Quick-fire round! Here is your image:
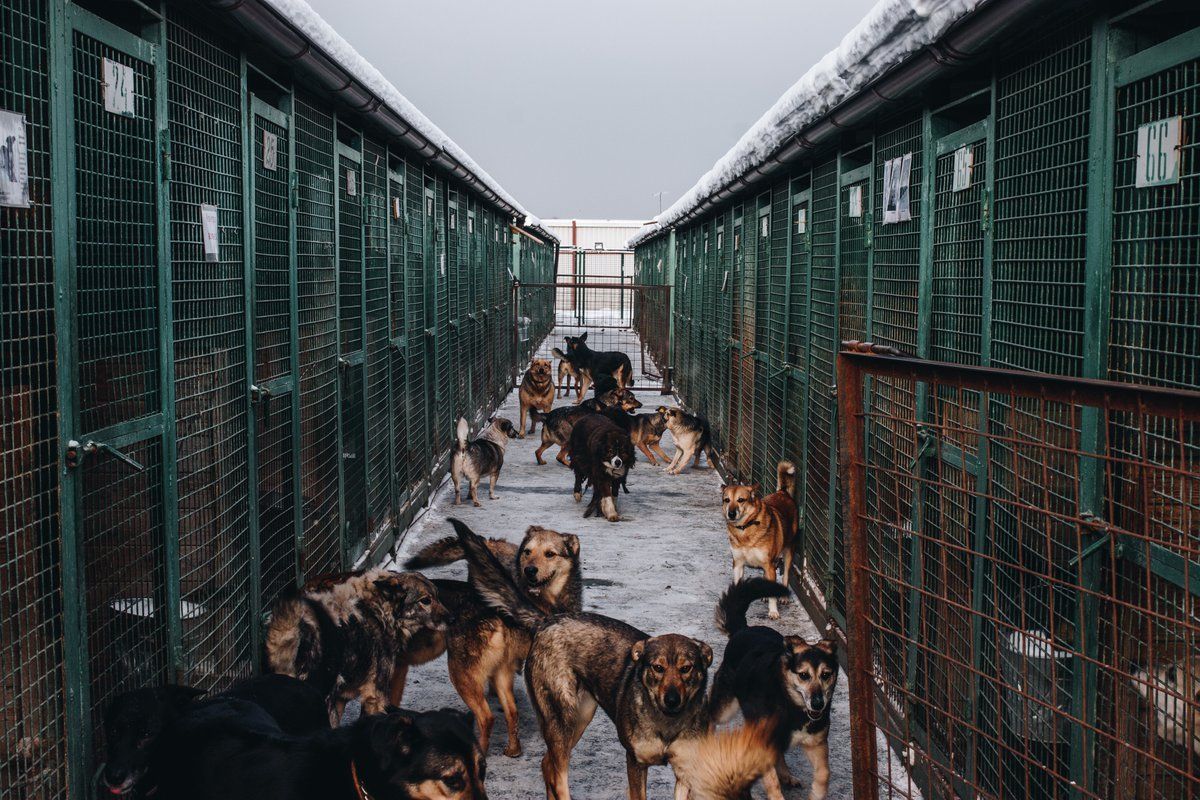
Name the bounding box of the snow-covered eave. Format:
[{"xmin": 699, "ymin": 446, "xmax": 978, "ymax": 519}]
[
  {"xmin": 203, "ymin": 0, "xmax": 551, "ymax": 235},
  {"xmin": 628, "ymin": 0, "xmax": 1050, "ymax": 249}
]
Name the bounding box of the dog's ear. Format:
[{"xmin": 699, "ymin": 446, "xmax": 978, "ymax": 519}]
[
  {"xmin": 815, "ymin": 638, "xmax": 838, "ymax": 656},
  {"xmin": 750, "ymin": 484, "xmax": 761, "ymax": 499},
  {"xmin": 784, "ymin": 634, "xmax": 809, "ymax": 655},
  {"xmin": 561, "ymin": 533, "xmax": 580, "ymax": 558},
  {"xmin": 579, "ymin": 331, "xmax": 588, "ymax": 342},
  {"xmin": 373, "ymin": 712, "xmax": 416, "ymax": 760},
  {"xmin": 630, "ymin": 640, "xmax": 646, "ymax": 662},
  {"xmin": 157, "ymin": 685, "xmax": 207, "ymax": 712},
  {"xmin": 696, "ymin": 639, "xmax": 714, "ymax": 667}
]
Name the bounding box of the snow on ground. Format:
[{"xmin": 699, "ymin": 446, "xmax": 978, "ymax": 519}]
[
  {"xmin": 628, "ymin": 0, "xmax": 981, "ymax": 248},
  {"xmin": 387, "ymin": 333, "xmax": 861, "ymax": 798}
]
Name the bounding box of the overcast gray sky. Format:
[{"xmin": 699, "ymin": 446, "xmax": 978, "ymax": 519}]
[{"xmin": 303, "ymin": 0, "xmax": 879, "ymax": 220}]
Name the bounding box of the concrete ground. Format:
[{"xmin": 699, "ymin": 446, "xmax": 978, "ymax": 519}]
[{"xmin": 388, "ymin": 356, "xmax": 857, "ymax": 798}]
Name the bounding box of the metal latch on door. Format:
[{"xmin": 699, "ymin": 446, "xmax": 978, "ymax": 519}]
[{"xmin": 65, "ymin": 439, "xmax": 147, "ymax": 471}]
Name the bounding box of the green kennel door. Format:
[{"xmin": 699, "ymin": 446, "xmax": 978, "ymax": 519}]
[
  {"xmin": 56, "ymin": 8, "xmax": 176, "ymax": 786},
  {"xmin": 248, "ymin": 96, "xmax": 302, "ymax": 610},
  {"xmin": 337, "ymin": 142, "xmax": 368, "ymax": 563}
]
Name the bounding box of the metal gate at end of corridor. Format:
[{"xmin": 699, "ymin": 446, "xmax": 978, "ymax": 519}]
[
  {"xmin": 837, "ymin": 343, "xmax": 1200, "ymax": 800},
  {"xmin": 524, "ymin": 249, "xmax": 673, "ymax": 395}
]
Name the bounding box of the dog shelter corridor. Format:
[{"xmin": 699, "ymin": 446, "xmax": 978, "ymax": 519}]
[{"xmin": 3, "ymin": 0, "xmax": 1200, "ymax": 798}]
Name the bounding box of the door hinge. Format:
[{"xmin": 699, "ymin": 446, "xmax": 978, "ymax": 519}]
[
  {"xmin": 981, "ymin": 187, "xmax": 992, "ymax": 233},
  {"xmin": 290, "ymin": 171, "xmax": 299, "ymax": 209}
]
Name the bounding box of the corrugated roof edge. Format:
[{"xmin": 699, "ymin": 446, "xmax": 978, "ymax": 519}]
[
  {"xmin": 209, "ymin": 0, "xmax": 556, "ymax": 244},
  {"xmin": 626, "ymin": 0, "xmax": 1025, "ymax": 249}
]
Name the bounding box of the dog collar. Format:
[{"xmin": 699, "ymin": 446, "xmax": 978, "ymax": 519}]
[
  {"xmin": 732, "ymin": 520, "xmax": 760, "ymax": 530},
  {"xmin": 351, "ymin": 761, "xmax": 376, "ymax": 800}
]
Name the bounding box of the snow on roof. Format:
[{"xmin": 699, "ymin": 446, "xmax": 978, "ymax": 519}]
[
  {"xmin": 263, "ymin": 0, "xmax": 551, "ymax": 237},
  {"xmin": 628, "ymin": 0, "xmax": 981, "ymax": 248}
]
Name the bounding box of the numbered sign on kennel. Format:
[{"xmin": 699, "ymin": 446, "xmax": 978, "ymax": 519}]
[
  {"xmin": 1136, "ymin": 116, "xmax": 1181, "ymax": 188},
  {"xmin": 102, "ymin": 57, "xmax": 136, "ymax": 117}
]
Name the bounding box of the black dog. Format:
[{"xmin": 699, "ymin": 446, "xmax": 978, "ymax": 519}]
[
  {"xmin": 151, "ymin": 702, "xmax": 485, "ymax": 800},
  {"xmin": 102, "ymin": 674, "xmax": 327, "ymax": 798},
  {"xmin": 710, "ymin": 579, "xmax": 840, "ymax": 799},
  {"xmin": 564, "ymin": 332, "xmax": 635, "ymax": 392},
  {"xmin": 569, "ymin": 413, "xmax": 635, "ymax": 521}
]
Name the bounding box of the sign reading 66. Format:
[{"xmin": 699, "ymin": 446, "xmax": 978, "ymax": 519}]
[{"xmin": 1135, "ymin": 116, "xmax": 1182, "ymax": 189}]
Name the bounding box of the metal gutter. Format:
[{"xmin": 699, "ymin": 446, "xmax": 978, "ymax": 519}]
[
  {"xmin": 636, "ymin": 0, "xmax": 1056, "ymax": 245},
  {"xmin": 202, "ymin": 0, "xmax": 555, "ymax": 242}
]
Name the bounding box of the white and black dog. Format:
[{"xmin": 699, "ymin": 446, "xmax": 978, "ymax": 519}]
[{"xmin": 451, "ymin": 416, "xmax": 517, "ymax": 507}]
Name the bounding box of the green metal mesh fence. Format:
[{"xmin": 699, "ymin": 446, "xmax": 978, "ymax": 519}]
[
  {"xmin": 167, "ymin": 12, "xmax": 254, "ymax": 688},
  {"xmin": 362, "ymin": 138, "xmax": 392, "ymax": 544},
  {"xmin": 294, "ymin": 94, "xmax": 342, "ymax": 578},
  {"xmin": 0, "ymin": 1, "xmax": 65, "ymax": 796}
]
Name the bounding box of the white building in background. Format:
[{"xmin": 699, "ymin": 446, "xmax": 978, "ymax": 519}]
[{"xmin": 542, "ymin": 219, "xmax": 650, "ymax": 322}]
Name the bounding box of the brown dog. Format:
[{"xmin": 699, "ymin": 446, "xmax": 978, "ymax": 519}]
[
  {"xmin": 265, "ymin": 569, "xmax": 448, "ymax": 723},
  {"xmin": 721, "ymin": 461, "xmax": 798, "ymax": 619},
  {"xmin": 519, "ymin": 358, "xmax": 555, "ymax": 437},
  {"xmin": 404, "ymin": 525, "xmax": 583, "ymax": 758}
]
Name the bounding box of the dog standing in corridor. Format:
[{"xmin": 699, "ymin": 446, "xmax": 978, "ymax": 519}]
[
  {"xmin": 451, "ymin": 416, "xmax": 517, "ymax": 506},
  {"xmin": 710, "ymin": 579, "xmax": 839, "ymax": 800},
  {"xmin": 721, "ymin": 460, "xmax": 798, "ymax": 619},
  {"xmin": 265, "ymin": 569, "xmax": 448, "ymax": 723},
  {"xmin": 563, "ymin": 331, "xmax": 635, "ymax": 396},
  {"xmin": 659, "ymin": 406, "xmax": 717, "ymax": 474},
  {"xmin": 570, "ymin": 413, "xmax": 635, "ymax": 522},
  {"xmin": 450, "ymin": 518, "xmax": 712, "ymax": 800},
  {"xmin": 405, "ymin": 525, "xmax": 584, "ymax": 757},
  {"xmin": 531, "ymin": 386, "xmax": 638, "ymax": 466},
  {"xmin": 519, "ymin": 358, "xmax": 556, "ymax": 437}
]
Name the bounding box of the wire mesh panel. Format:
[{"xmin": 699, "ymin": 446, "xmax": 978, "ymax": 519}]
[
  {"xmin": 0, "ymin": 1, "xmax": 65, "ymax": 796},
  {"xmin": 251, "ymin": 106, "xmax": 299, "ymax": 612},
  {"xmin": 803, "ymin": 158, "xmax": 839, "ymax": 598},
  {"xmin": 166, "ymin": 12, "xmax": 253, "ymax": 688},
  {"xmin": 338, "ymin": 147, "xmax": 368, "ymax": 562},
  {"xmin": 445, "ymin": 190, "xmax": 466, "ymax": 419},
  {"xmin": 427, "ymin": 179, "xmax": 451, "ymax": 458},
  {"xmin": 991, "ymin": 23, "xmax": 1091, "ymax": 377},
  {"xmin": 69, "ymin": 24, "xmax": 173, "ymax": 773},
  {"xmin": 840, "ymin": 350, "xmax": 1200, "ymax": 800},
  {"xmin": 387, "ymin": 168, "xmax": 410, "ymax": 506},
  {"xmin": 786, "ymin": 178, "xmax": 811, "ymax": 511},
  {"xmin": 1103, "ymin": 43, "xmax": 1200, "ymax": 800},
  {"xmin": 404, "ymin": 160, "xmax": 431, "ymax": 485},
  {"xmin": 362, "ymin": 138, "xmax": 392, "ymax": 544},
  {"xmin": 294, "ymin": 94, "xmax": 341, "ymax": 577},
  {"xmin": 865, "ymin": 117, "xmax": 924, "ymax": 718}
]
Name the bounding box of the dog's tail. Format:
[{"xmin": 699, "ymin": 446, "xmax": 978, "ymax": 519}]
[
  {"xmin": 551, "ymin": 347, "xmax": 570, "ymax": 361},
  {"xmin": 776, "ymin": 460, "xmax": 796, "ymax": 496},
  {"xmin": 404, "ymin": 536, "xmax": 464, "ymax": 570},
  {"xmin": 448, "ymin": 517, "xmax": 546, "ymax": 629},
  {"xmin": 715, "ymin": 578, "xmax": 791, "ymax": 636},
  {"xmin": 264, "ymin": 595, "xmax": 307, "ymax": 677},
  {"xmin": 455, "ymin": 417, "xmax": 469, "ymax": 452},
  {"xmin": 266, "ymin": 593, "xmax": 339, "ymax": 692},
  {"xmin": 669, "ymin": 720, "xmax": 781, "ymax": 800}
]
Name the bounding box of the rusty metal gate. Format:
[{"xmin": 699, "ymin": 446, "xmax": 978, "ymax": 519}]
[{"xmin": 839, "ymin": 345, "xmax": 1200, "ymax": 800}]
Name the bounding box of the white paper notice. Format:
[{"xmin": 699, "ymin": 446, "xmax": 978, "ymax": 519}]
[
  {"xmin": 262, "ymin": 130, "xmax": 278, "ymax": 172},
  {"xmin": 882, "ymin": 152, "xmax": 912, "ymax": 224},
  {"xmin": 393, "ymin": 196, "xmax": 402, "ymax": 219},
  {"xmin": 0, "ymin": 110, "xmax": 30, "ymax": 208},
  {"xmin": 952, "ymin": 146, "xmax": 974, "ymax": 192},
  {"xmin": 847, "ymin": 185, "xmax": 863, "ymax": 218},
  {"xmin": 347, "ymin": 168, "xmax": 357, "ymax": 197},
  {"xmin": 200, "ymin": 204, "xmax": 219, "ymax": 262},
  {"xmin": 103, "ymin": 57, "xmax": 136, "ymax": 117}
]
